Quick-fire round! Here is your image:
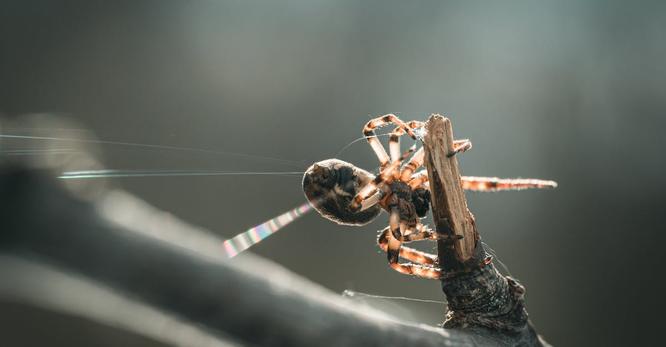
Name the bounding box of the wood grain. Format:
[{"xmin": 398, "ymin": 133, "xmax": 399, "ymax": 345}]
[{"xmin": 423, "ymin": 114, "xmax": 478, "ymax": 263}]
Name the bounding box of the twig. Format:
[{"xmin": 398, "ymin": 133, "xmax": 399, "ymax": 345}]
[{"xmin": 423, "ymin": 115, "xmax": 481, "ymax": 269}]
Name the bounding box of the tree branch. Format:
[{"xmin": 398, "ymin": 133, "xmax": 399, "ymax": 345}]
[{"xmin": 423, "ymin": 115, "xmax": 548, "ymax": 346}]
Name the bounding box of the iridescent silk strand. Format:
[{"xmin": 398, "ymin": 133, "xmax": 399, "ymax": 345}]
[{"xmin": 223, "ymin": 202, "xmax": 313, "ymax": 258}]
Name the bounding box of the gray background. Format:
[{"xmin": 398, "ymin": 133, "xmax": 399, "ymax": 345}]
[{"xmin": 2, "ymin": 1, "xmax": 665, "ymax": 346}]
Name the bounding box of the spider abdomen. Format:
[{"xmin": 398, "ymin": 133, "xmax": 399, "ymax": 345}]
[{"xmin": 302, "ymin": 159, "xmax": 382, "ymax": 226}]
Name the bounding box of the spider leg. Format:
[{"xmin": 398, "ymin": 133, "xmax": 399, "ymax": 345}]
[
  {"xmin": 403, "ymin": 224, "xmax": 464, "ymax": 243},
  {"xmin": 358, "ymin": 190, "xmax": 383, "ymax": 211},
  {"xmin": 402, "ymin": 224, "xmax": 438, "ymax": 242},
  {"xmin": 400, "ymin": 139, "xmax": 471, "ymax": 181},
  {"xmin": 385, "ymin": 208, "xmax": 402, "ymax": 263},
  {"xmin": 400, "ymin": 147, "xmax": 424, "ymax": 181},
  {"xmin": 388, "ymin": 126, "xmax": 419, "ymax": 178},
  {"xmin": 389, "ymin": 120, "xmax": 425, "ymax": 162},
  {"xmin": 388, "ymin": 126, "xmax": 404, "ymax": 163},
  {"xmin": 406, "ymin": 120, "xmax": 425, "ymax": 129},
  {"xmin": 407, "ymin": 170, "xmax": 428, "ymax": 189},
  {"xmin": 378, "ymin": 227, "xmax": 438, "ymax": 266},
  {"xmin": 446, "ymin": 138, "xmax": 473, "ymax": 157},
  {"xmin": 364, "ymin": 114, "xmax": 418, "ymax": 167},
  {"xmin": 364, "ymin": 114, "xmax": 418, "ymax": 140},
  {"xmin": 350, "ymin": 160, "xmax": 401, "ymax": 211},
  {"xmin": 382, "ymin": 208, "xmax": 442, "ymax": 280},
  {"xmin": 366, "ymin": 133, "xmax": 390, "ymax": 168},
  {"xmin": 460, "ymin": 176, "xmax": 558, "ymax": 191},
  {"xmin": 407, "ymin": 171, "xmax": 558, "ymax": 191}
]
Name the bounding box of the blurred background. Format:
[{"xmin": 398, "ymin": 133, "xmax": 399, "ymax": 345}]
[{"xmin": 1, "ymin": 0, "xmax": 665, "ymax": 346}]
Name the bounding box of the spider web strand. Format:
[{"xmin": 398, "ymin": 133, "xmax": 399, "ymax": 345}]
[{"xmin": 223, "ymin": 202, "xmax": 313, "ymax": 258}]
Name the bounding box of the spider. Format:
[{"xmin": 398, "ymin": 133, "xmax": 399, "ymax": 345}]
[{"xmin": 302, "ymin": 114, "xmax": 557, "ymax": 280}]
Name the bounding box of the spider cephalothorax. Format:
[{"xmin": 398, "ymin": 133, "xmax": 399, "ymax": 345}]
[{"xmin": 303, "ymin": 114, "xmax": 557, "ymax": 280}]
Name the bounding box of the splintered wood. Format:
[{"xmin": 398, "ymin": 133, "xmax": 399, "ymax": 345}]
[{"xmin": 423, "ymin": 115, "xmax": 478, "ymax": 263}]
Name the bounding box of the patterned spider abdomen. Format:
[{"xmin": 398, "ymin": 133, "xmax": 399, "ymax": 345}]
[{"xmin": 302, "ymin": 159, "xmax": 382, "ymax": 226}]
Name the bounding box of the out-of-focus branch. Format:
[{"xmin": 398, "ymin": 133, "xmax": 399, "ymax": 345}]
[{"xmin": 0, "ymin": 164, "xmax": 523, "ymax": 346}]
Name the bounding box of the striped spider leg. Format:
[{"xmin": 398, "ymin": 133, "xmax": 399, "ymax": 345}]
[
  {"xmin": 377, "ymin": 212, "xmax": 442, "ymax": 279},
  {"xmin": 407, "ymin": 170, "xmax": 559, "ymax": 192}
]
